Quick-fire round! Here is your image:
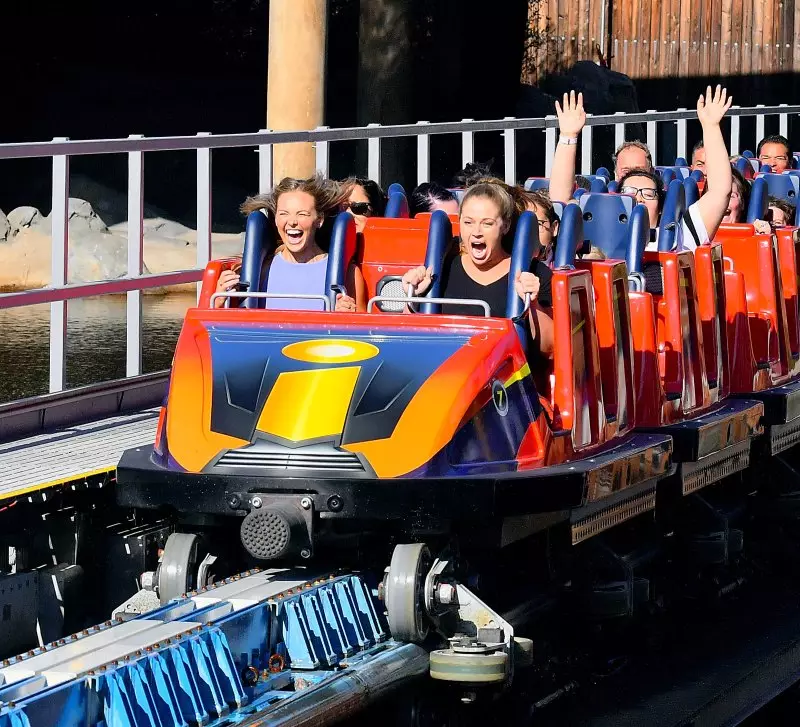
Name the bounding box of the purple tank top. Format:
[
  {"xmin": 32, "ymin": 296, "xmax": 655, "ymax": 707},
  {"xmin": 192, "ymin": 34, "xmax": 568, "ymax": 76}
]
[{"xmin": 264, "ymin": 254, "xmax": 328, "ymax": 311}]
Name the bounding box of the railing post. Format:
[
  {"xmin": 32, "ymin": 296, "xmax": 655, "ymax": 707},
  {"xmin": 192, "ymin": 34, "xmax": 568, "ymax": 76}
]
[
  {"xmin": 545, "ymin": 115, "xmax": 556, "ymax": 177},
  {"xmin": 49, "ymin": 138, "xmax": 69, "ymax": 393},
  {"xmin": 126, "ymin": 134, "xmax": 144, "ymax": 378},
  {"xmin": 581, "ymin": 115, "xmax": 593, "ymax": 175},
  {"xmin": 314, "ymin": 126, "xmax": 330, "ymax": 177},
  {"xmin": 461, "ymin": 120, "xmax": 475, "ymax": 168},
  {"xmin": 730, "ymin": 106, "xmax": 740, "ymax": 155},
  {"xmin": 258, "ymin": 129, "xmax": 273, "ymax": 193},
  {"xmin": 676, "ymin": 108, "xmax": 687, "ymax": 161},
  {"xmin": 756, "ymin": 104, "xmax": 765, "ymax": 146},
  {"xmin": 779, "ymin": 103, "xmax": 788, "ymax": 138},
  {"xmin": 646, "ymin": 111, "xmax": 657, "ymax": 166},
  {"xmin": 196, "ymin": 132, "xmax": 212, "ymax": 299},
  {"xmin": 614, "ymin": 111, "xmax": 626, "ymax": 152},
  {"xmin": 416, "ymin": 121, "xmax": 430, "ymax": 186},
  {"xmin": 367, "ymin": 124, "xmax": 381, "ymax": 185},
  {"xmin": 503, "ymin": 118, "xmax": 517, "ymax": 185}
]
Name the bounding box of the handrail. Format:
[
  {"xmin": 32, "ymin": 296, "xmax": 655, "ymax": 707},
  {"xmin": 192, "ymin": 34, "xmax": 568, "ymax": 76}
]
[
  {"xmin": 0, "ymin": 270, "xmax": 203, "ymax": 309},
  {"xmin": 0, "ymin": 100, "xmax": 796, "ymax": 401},
  {"xmin": 0, "ymin": 104, "xmax": 797, "ymax": 160}
]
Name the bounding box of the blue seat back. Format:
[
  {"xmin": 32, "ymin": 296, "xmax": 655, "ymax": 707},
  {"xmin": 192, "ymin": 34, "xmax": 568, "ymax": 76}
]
[
  {"xmin": 594, "ymin": 167, "xmax": 612, "ymax": 182},
  {"xmin": 734, "ymin": 157, "xmax": 750, "ymax": 177},
  {"xmin": 552, "ymin": 201, "xmax": 565, "ymax": 219},
  {"xmin": 675, "ymin": 157, "xmax": 689, "ymax": 167},
  {"xmin": 240, "ymin": 211, "xmax": 278, "ymax": 309},
  {"xmin": 506, "ymin": 211, "xmax": 539, "ymax": 340},
  {"xmin": 386, "ymin": 182, "xmax": 406, "ymax": 197},
  {"xmin": 421, "ymin": 210, "xmax": 453, "ymax": 315},
  {"xmin": 743, "ymin": 150, "xmax": 754, "ymax": 159},
  {"xmin": 607, "ymin": 180, "xmax": 619, "ymax": 193},
  {"xmin": 683, "ymin": 177, "xmax": 700, "ymax": 208},
  {"xmin": 578, "ymin": 193, "xmax": 635, "ymax": 260},
  {"xmin": 760, "ymin": 173, "xmax": 800, "ymax": 204},
  {"xmin": 385, "ymin": 190, "xmax": 410, "ymax": 218},
  {"xmin": 747, "ymin": 177, "xmax": 769, "ymax": 222},
  {"xmin": 658, "ymin": 179, "xmax": 687, "ymax": 251},
  {"xmin": 585, "ymin": 176, "xmax": 608, "ymax": 192},
  {"xmin": 325, "ymin": 212, "xmax": 359, "ymax": 308},
  {"xmin": 553, "ymin": 204, "xmax": 584, "ymax": 268},
  {"xmin": 627, "ymin": 204, "xmax": 651, "ymax": 275},
  {"xmin": 524, "ymin": 178, "xmax": 550, "ymax": 192},
  {"xmin": 689, "ymin": 169, "xmax": 704, "ymax": 183},
  {"xmin": 657, "ymin": 167, "xmax": 676, "ymax": 185}
]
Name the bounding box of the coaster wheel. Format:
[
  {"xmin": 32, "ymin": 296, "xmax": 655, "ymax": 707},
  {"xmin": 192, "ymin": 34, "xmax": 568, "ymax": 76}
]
[{"xmin": 385, "ymin": 543, "xmax": 432, "ymax": 643}]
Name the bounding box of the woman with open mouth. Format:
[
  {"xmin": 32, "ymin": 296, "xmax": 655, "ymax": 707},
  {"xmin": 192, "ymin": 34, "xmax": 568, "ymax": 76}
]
[
  {"xmin": 215, "ymin": 175, "xmax": 366, "ymax": 312},
  {"xmin": 400, "ymin": 180, "xmax": 554, "ymax": 361}
]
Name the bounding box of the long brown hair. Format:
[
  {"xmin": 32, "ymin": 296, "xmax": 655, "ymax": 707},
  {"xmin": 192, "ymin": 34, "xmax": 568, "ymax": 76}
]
[{"xmin": 241, "ymin": 174, "xmax": 345, "ymax": 219}]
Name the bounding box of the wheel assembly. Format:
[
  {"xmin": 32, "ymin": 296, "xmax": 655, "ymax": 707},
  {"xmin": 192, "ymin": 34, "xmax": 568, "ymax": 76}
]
[
  {"xmin": 384, "ymin": 543, "xmax": 433, "ymax": 643},
  {"xmin": 157, "ymin": 532, "xmax": 208, "ymax": 604},
  {"xmin": 429, "ymin": 647, "xmax": 508, "ymax": 683}
]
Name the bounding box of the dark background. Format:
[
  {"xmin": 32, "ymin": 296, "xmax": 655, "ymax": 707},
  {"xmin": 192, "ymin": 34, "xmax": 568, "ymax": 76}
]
[{"xmin": 0, "ymin": 0, "xmax": 790, "ymax": 228}]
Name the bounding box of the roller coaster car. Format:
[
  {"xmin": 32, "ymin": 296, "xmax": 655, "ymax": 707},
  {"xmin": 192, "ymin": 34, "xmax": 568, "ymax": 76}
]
[
  {"xmin": 572, "ymin": 185, "xmax": 763, "ymax": 497},
  {"xmin": 715, "ymin": 221, "xmax": 800, "ymax": 455},
  {"xmin": 116, "ymin": 208, "xmax": 673, "ymax": 576}
]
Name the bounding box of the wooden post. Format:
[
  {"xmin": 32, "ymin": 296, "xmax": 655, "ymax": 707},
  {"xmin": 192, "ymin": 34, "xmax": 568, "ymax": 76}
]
[{"xmin": 267, "ymin": 0, "xmax": 328, "ymax": 179}]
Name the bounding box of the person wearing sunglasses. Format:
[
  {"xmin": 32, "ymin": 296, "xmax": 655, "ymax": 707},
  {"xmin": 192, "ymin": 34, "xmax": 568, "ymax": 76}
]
[
  {"xmin": 757, "ymin": 134, "xmax": 792, "ymax": 173},
  {"xmin": 341, "ymin": 177, "xmax": 386, "ymax": 233},
  {"xmin": 215, "ymin": 175, "xmax": 366, "ymax": 312}
]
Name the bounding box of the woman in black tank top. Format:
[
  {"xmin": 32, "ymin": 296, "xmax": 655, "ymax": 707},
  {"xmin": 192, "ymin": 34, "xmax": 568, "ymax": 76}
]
[{"xmin": 402, "ymin": 181, "xmax": 554, "ymax": 359}]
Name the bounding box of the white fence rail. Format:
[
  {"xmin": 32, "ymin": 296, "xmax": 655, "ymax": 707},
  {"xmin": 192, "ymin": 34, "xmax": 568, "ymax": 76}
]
[{"xmin": 0, "ymin": 103, "xmax": 797, "ymax": 397}]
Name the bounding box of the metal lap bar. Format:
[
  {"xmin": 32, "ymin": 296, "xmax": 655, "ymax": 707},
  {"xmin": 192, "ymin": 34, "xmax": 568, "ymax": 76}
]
[
  {"xmin": 210, "ymin": 292, "xmax": 332, "ymax": 310},
  {"xmin": 366, "ymin": 295, "xmax": 492, "ymax": 316}
]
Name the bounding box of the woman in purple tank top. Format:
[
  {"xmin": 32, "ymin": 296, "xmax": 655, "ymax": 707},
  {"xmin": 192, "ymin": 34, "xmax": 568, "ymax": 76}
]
[{"xmin": 215, "ymin": 175, "xmax": 366, "ymax": 312}]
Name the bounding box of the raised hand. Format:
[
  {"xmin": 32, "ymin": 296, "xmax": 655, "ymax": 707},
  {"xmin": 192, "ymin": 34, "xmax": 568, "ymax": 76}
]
[
  {"xmin": 214, "ymin": 269, "xmax": 240, "ymax": 308},
  {"xmin": 555, "ymin": 91, "xmax": 586, "ymax": 139},
  {"xmin": 401, "ymin": 265, "xmax": 433, "ymax": 296},
  {"xmin": 697, "ymin": 85, "xmax": 733, "ymax": 128}
]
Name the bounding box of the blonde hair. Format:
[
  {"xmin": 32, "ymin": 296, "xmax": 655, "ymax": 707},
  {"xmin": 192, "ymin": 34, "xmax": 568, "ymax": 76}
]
[{"xmin": 241, "ymin": 174, "xmax": 345, "ymax": 218}]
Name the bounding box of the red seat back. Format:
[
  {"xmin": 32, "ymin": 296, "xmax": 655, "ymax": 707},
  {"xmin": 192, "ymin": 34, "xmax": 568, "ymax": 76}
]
[
  {"xmin": 775, "ymin": 227, "xmax": 800, "ymax": 376},
  {"xmin": 694, "ymin": 244, "xmax": 730, "ymax": 399},
  {"xmin": 628, "ymin": 289, "xmax": 669, "ymax": 426},
  {"xmin": 643, "ymin": 250, "xmax": 712, "ymax": 418},
  {"xmin": 716, "ymin": 224, "xmax": 793, "ymax": 383},
  {"xmin": 550, "ymin": 269, "xmax": 606, "ymax": 451},
  {"xmin": 357, "ymin": 219, "xmax": 435, "ymax": 299},
  {"xmin": 576, "ymin": 260, "xmax": 636, "ymax": 438}
]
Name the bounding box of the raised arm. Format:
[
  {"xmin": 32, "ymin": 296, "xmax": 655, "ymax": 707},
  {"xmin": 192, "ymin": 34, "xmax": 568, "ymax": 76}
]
[
  {"xmin": 549, "ymin": 91, "xmax": 586, "ymax": 204},
  {"xmin": 695, "ymin": 85, "xmax": 734, "ymax": 240}
]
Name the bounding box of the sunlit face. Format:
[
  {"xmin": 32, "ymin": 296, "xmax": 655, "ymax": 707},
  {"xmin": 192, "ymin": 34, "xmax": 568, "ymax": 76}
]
[
  {"xmin": 275, "ymin": 190, "xmax": 320, "ymax": 255},
  {"xmin": 527, "ymin": 201, "xmax": 558, "ymax": 251},
  {"xmin": 345, "ymin": 184, "xmax": 373, "ymax": 233},
  {"xmin": 459, "ymin": 196, "xmax": 509, "ymax": 268},
  {"xmin": 721, "ymin": 181, "xmax": 744, "ymax": 224},
  {"xmin": 769, "ymin": 205, "xmax": 788, "ymax": 226},
  {"xmin": 691, "ymin": 147, "xmax": 706, "ymax": 174},
  {"xmin": 758, "ymin": 142, "xmax": 791, "ymax": 173},
  {"xmin": 431, "ymin": 198, "xmax": 460, "ymax": 216},
  {"xmin": 619, "ymin": 175, "xmax": 660, "ymax": 227},
  {"xmin": 615, "ymin": 147, "xmax": 650, "ymax": 181}
]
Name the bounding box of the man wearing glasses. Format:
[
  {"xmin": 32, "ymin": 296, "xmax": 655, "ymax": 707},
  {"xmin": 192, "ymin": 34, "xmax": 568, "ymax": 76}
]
[{"xmin": 757, "ymin": 134, "xmax": 792, "ymax": 173}]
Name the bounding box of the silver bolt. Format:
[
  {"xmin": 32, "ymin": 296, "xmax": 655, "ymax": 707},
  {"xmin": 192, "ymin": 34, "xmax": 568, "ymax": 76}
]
[
  {"xmin": 252, "ymin": 497, "xmax": 262, "ymax": 509},
  {"xmin": 436, "ymin": 583, "xmax": 456, "ymax": 605},
  {"xmin": 300, "ymin": 548, "xmax": 312, "ymax": 559},
  {"xmin": 140, "ymin": 571, "xmax": 156, "ymax": 591},
  {"xmin": 300, "ymin": 497, "xmax": 312, "ymax": 510}
]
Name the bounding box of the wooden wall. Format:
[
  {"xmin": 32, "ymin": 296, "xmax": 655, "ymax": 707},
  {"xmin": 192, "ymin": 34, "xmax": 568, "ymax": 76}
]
[{"xmin": 522, "ymin": 0, "xmax": 800, "ymax": 83}]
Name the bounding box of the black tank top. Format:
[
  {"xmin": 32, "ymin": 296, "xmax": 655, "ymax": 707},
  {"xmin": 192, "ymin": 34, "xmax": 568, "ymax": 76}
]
[{"xmin": 439, "ymin": 256, "xmax": 553, "ymax": 318}]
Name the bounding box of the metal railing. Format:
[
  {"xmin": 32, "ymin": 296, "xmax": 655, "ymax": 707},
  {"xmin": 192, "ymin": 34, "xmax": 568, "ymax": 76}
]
[{"xmin": 0, "ymin": 103, "xmax": 796, "ymax": 397}]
